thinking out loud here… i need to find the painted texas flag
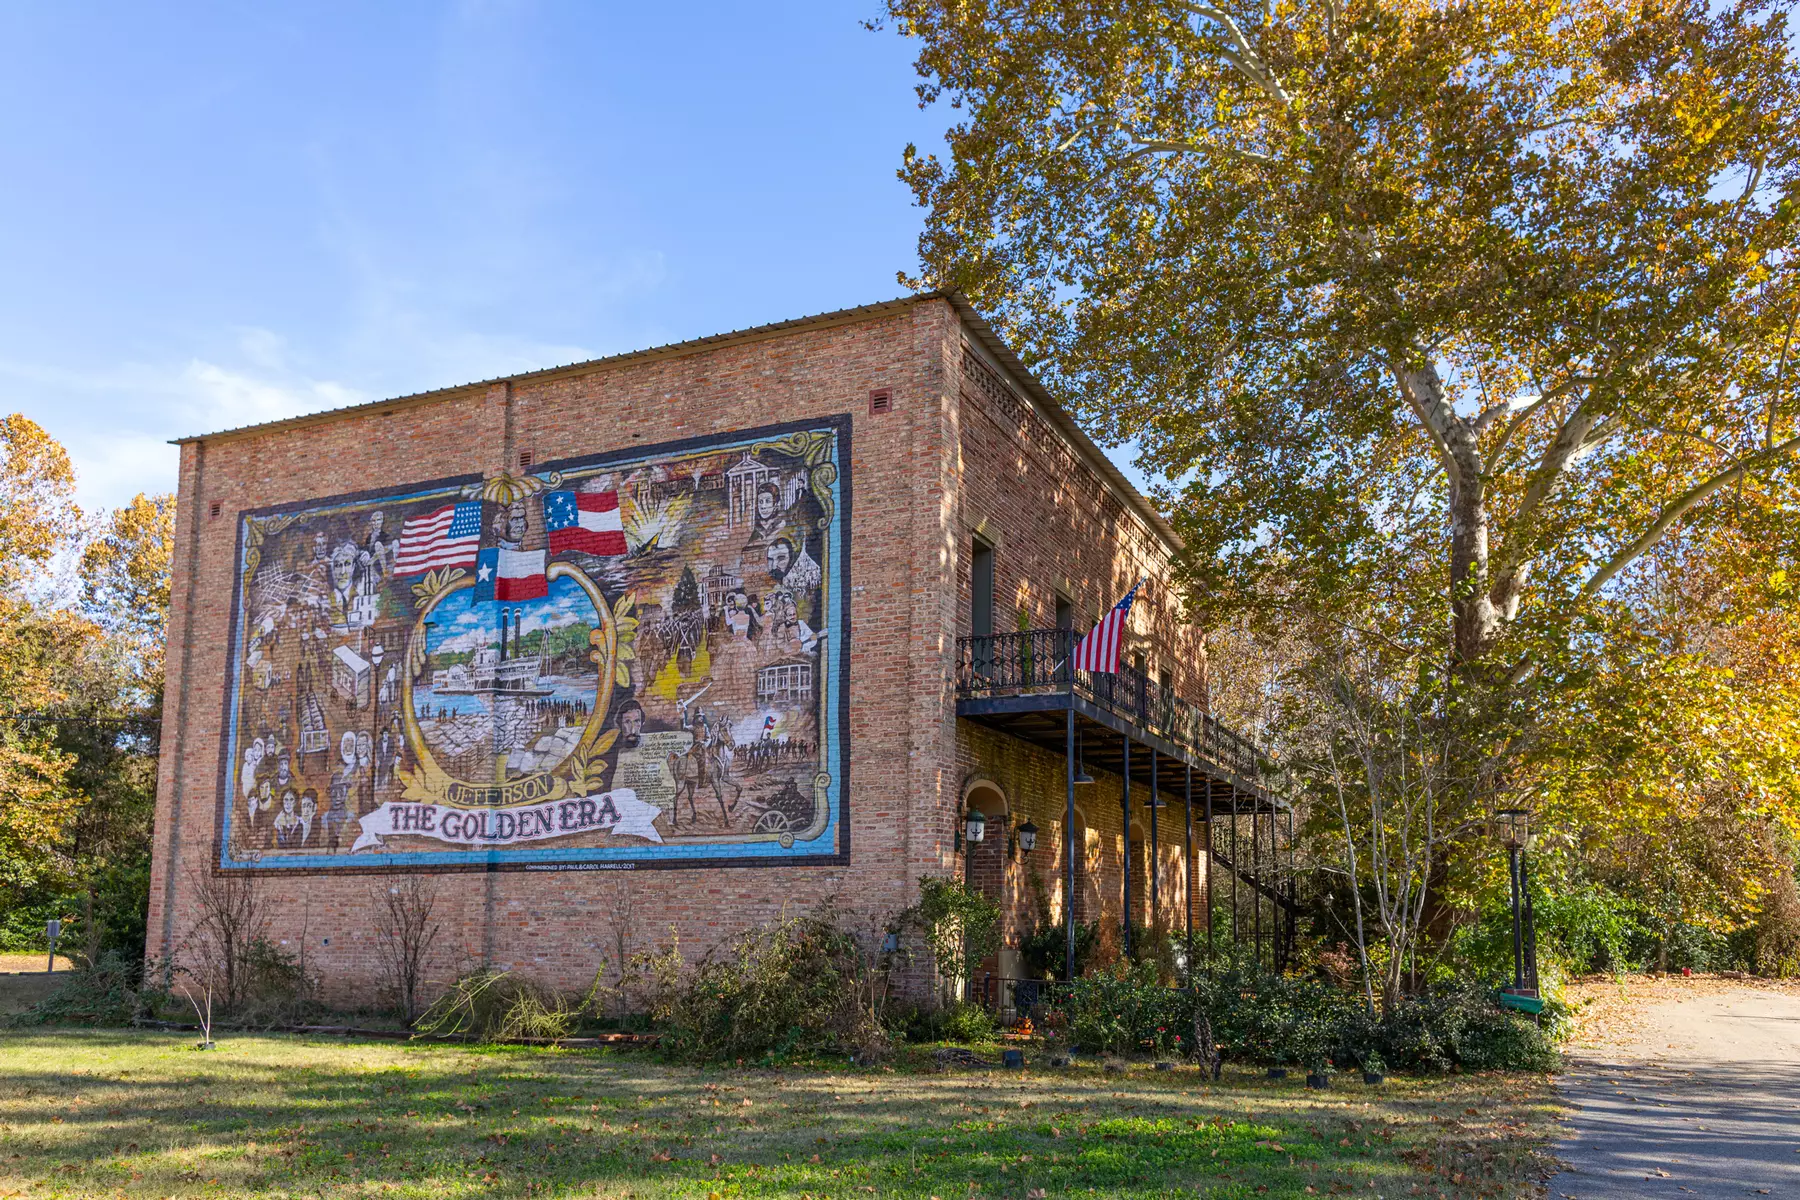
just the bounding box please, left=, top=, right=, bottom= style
left=544, top=489, right=627, bottom=557
left=473, top=547, right=547, bottom=603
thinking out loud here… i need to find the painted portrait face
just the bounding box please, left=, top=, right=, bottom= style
left=330, top=544, right=359, bottom=590
left=618, top=703, right=644, bottom=747
left=300, top=794, right=316, bottom=819
left=356, top=732, right=372, bottom=766
left=340, top=731, right=358, bottom=766
left=756, top=488, right=777, bottom=521
left=312, top=531, right=328, bottom=561
left=766, top=540, right=792, bottom=579
left=281, top=791, right=297, bottom=815
left=505, top=501, right=528, bottom=544
left=368, top=511, right=384, bottom=536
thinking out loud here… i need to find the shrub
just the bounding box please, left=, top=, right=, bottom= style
left=940, top=1001, right=997, bottom=1043
left=914, top=877, right=999, bottom=992
left=413, top=970, right=577, bottom=1042
left=1051, top=961, right=1556, bottom=1073
left=8, top=951, right=150, bottom=1028
left=649, top=909, right=888, bottom=1063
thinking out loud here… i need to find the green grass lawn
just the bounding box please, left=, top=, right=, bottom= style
left=0, top=1030, right=1558, bottom=1199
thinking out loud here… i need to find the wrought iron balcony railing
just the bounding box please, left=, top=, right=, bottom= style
left=954, top=629, right=1277, bottom=791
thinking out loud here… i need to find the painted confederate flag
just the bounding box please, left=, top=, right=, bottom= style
left=544, top=489, right=627, bottom=556
left=393, top=502, right=482, bottom=575
left=473, top=547, right=548, bottom=603
left=1072, top=578, right=1144, bottom=674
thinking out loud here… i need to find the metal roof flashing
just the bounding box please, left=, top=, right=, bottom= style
left=170, top=290, right=1181, bottom=555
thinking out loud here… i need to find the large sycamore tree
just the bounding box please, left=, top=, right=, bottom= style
left=888, top=0, right=1799, bottom=672
left=886, top=0, right=1800, bottom=967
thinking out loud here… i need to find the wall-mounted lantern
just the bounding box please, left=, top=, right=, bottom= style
left=965, top=808, right=987, bottom=847
left=1016, top=820, right=1039, bottom=854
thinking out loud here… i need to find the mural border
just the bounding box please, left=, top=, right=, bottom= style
left=205, top=413, right=853, bottom=876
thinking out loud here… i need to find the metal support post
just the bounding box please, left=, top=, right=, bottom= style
left=1149, top=750, right=1159, bottom=931
left=1183, top=762, right=1193, bottom=977
left=1064, top=706, right=1076, bottom=982
left=1252, top=805, right=1262, bottom=968
left=1203, top=781, right=1214, bottom=962
left=1121, top=737, right=1133, bottom=957
left=1509, top=843, right=1524, bottom=991
left=1230, top=804, right=1239, bottom=950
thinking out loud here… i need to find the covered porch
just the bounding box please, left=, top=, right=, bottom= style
left=954, top=630, right=1297, bottom=994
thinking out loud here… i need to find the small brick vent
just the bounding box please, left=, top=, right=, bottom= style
left=209, top=501, right=222, bottom=519
left=518, top=450, right=534, bottom=470
left=868, top=390, right=893, bottom=415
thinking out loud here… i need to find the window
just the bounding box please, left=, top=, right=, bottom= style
left=1159, top=669, right=1173, bottom=694
left=1055, top=593, right=1074, bottom=631
left=970, top=537, right=995, bottom=637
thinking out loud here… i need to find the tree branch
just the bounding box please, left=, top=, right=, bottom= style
left=1167, top=0, right=1294, bottom=107
left=1582, top=432, right=1800, bottom=595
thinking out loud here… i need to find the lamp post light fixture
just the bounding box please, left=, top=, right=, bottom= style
left=1494, top=808, right=1535, bottom=994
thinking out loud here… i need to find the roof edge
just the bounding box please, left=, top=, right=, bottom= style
left=172, top=289, right=1179, bottom=555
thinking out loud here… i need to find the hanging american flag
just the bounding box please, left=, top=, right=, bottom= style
left=1072, top=579, right=1143, bottom=674
left=393, top=502, right=482, bottom=576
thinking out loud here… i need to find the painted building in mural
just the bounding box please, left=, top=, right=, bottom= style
left=149, top=293, right=1289, bottom=1003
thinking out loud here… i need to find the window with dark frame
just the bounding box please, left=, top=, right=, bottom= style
left=1055, top=593, right=1074, bottom=631
left=970, top=537, right=995, bottom=638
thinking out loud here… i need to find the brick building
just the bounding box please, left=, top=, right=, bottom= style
left=147, top=292, right=1289, bottom=1006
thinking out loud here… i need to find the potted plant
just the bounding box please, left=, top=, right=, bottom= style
left=1361, top=1050, right=1386, bottom=1086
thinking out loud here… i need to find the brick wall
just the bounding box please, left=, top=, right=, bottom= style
left=146, top=293, right=1226, bottom=1006
left=147, top=300, right=978, bottom=1005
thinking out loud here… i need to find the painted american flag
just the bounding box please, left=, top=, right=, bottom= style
left=393, top=502, right=482, bottom=576
left=1072, top=579, right=1143, bottom=674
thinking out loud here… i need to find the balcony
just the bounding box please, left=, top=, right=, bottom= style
left=954, top=629, right=1286, bottom=815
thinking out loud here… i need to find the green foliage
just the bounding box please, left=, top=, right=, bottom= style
left=1055, top=961, right=1556, bottom=1074
left=914, top=875, right=1000, bottom=987
left=1018, top=918, right=1098, bottom=980
left=412, top=970, right=577, bottom=1043
left=938, top=1001, right=997, bottom=1044
left=646, top=910, right=888, bottom=1064
left=8, top=951, right=150, bottom=1028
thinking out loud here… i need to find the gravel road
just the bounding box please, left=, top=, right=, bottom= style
left=1549, top=983, right=1800, bottom=1199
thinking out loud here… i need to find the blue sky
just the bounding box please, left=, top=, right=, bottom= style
left=0, top=2, right=987, bottom=515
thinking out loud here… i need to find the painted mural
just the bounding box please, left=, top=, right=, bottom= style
left=216, top=419, right=849, bottom=871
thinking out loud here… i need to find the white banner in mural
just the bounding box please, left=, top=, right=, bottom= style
left=351, top=789, right=664, bottom=851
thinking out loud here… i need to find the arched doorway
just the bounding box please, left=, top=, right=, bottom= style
left=961, top=777, right=1013, bottom=991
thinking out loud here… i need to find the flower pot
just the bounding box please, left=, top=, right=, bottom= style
left=1266, top=1067, right=1288, bottom=1080
left=1362, top=1071, right=1384, bottom=1085
left=1154, top=1061, right=1174, bottom=1071
left=1306, top=1072, right=1329, bottom=1089
left=1001, top=1049, right=1024, bottom=1069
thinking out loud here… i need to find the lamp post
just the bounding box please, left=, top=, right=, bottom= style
left=1495, top=808, right=1535, bottom=993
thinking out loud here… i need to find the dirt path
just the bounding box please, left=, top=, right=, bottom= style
left=1550, top=978, right=1800, bottom=1199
